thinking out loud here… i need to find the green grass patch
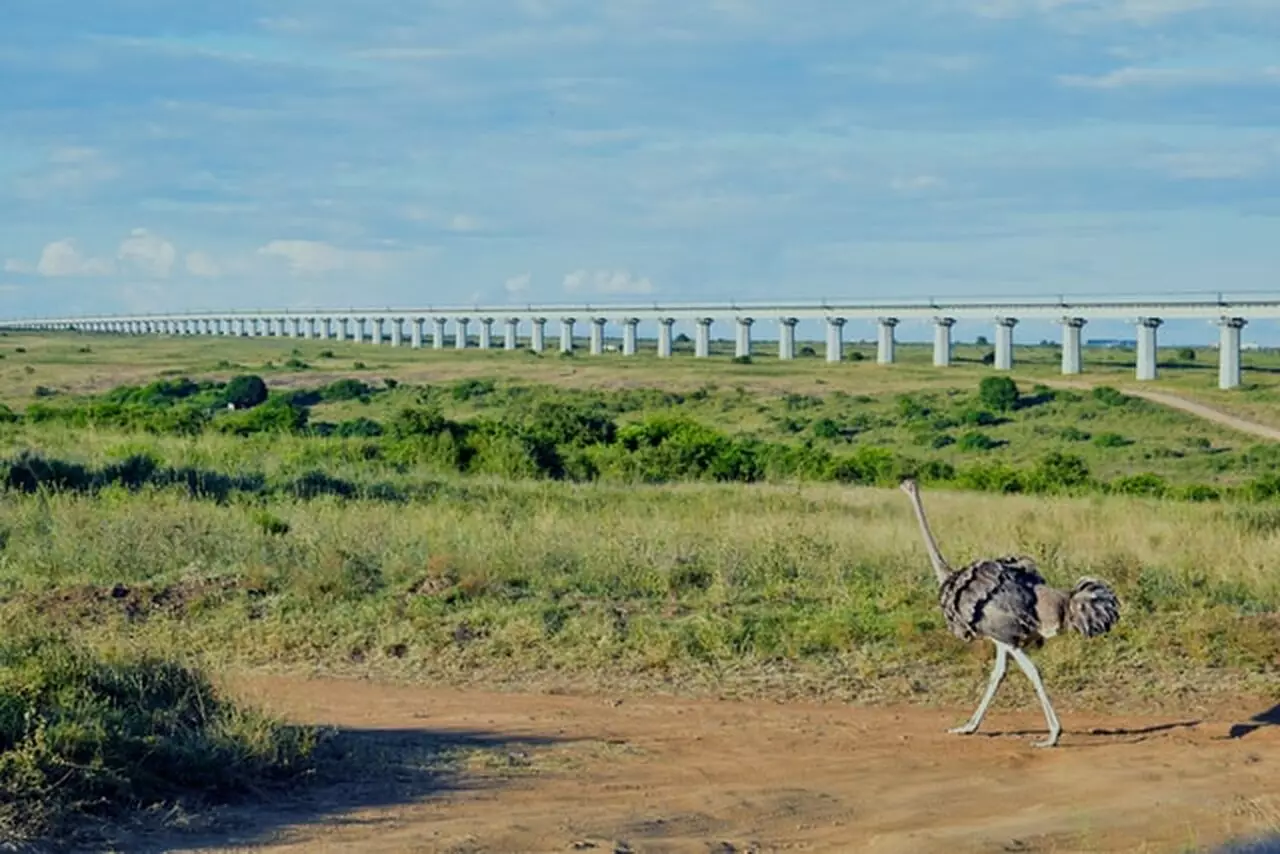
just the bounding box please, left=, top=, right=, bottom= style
left=0, top=631, right=319, bottom=845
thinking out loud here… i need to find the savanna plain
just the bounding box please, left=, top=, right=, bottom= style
left=3, top=332, right=1280, bottom=854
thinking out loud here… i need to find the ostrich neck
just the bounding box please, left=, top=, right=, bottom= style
left=908, top=490, right=951, bottom=584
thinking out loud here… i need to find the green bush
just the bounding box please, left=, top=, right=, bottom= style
left=0, top=632, right=318, bottom=842
left=451, top=378, right=496, bottom=402
left=216, top=399, right=309, bottom=437
left=977, top=376, right=1019, bottom=412
left=1177, top=348, right=1196, bottom=362
left=1093, top=432, right=1132, bottom=448
left=224, top=375, right=268, bottom=410
left=334, top=417, right=384, bottom=438
left=957, top=431, right=999, bottom=452
left=321, top=378, right=372, bottom=402
left=1091, top=386, right=1130, bottom=407
left=1029, top=452, right=1091, bottom=492
left=960, top=408, right=1000, bottom=427
left=1111, top=473, right=1168, bottom=497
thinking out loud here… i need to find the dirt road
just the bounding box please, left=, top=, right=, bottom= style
left=150, top=675, right=1280, bottom=854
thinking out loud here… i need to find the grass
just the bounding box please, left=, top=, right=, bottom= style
left=0, top=480, right=1278, bottom=710
left=0, top=631, right=320, bottom=846
left=2, top=331, right=1280, bottom=844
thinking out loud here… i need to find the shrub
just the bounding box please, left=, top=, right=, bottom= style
left=960, top=408, right=1000, bottom=427
left=1029, top=452, right=1091, bottom=492
left=224, top=375, right=268, bottom=409
left=1091, top=386, right=1130, bottom=407
left=1093, top=432, right=1132, bottom=448
left=731, top=355, right=752, bottom=365
left=810, top=418, right=847, bottom=441
left=957, top=431, right=999, bottom=452
left=1177, top=347, right=1196, bottom=362
left=334, top=417, right=384, bottom=438
left=955, top=462, right=1023, bottom=493
left=0, top=404, right=17, bottom=424
left=0, top=632, right=319, bottom=841
left=321, top=378, right=372, bottom=402
left=451, top=378, right=496, bottom=402
left=977, top=376, right=1019, bottom=412
left=216, top=399, right=309, bottom=436
left=1058, top=426, right=1091, bottom=442
left=1111, top=473, right=1168, bottom=498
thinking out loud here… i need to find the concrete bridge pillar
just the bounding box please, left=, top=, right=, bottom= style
left=590, top=317, right=607, bottom=355
left=622, top=318, right=639, bottom=356
left=1060, top=317, right=1086, bottom=375
left=504, top=317, right=519, bottom=350
left=1136, top=317, right=1162, bottom=381
left=1218, top=317, right=1246, bottom=390
left=560, top=317, right=575, bottom=353
left=825, top=317, right=845, bottom=363
left=372, top=317, right=385, bottom=346
left=695, top=318, right=713, bottom=358
left=877, top=317, right=899, bottom=364
left=530, top=317, right=547, bottom=352
left=455, top=317, right=470, bottom=349
left=657, top=318, right=676, bottom=358
left=411, top=317, right=425, bottom=349
left=995, top=317, right=1017, bottom=371
left=933, top=317, right=955, bottom=367
left=479, top=317, right=494, bottom=349
left=735, top=317, right=753, bottom=359
left=432, top=317, right=447, bottom=349
left=389, top=317, right=402, bottom=347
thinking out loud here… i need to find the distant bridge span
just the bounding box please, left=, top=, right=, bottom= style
left=2, top=294, right=1273, bottom=390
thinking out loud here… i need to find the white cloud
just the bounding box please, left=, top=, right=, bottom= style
left=17, top=146, right=120, bottom=198
left=1060, top=66, right=1280, bottom=89
left=117, top=228, right=177, bottom=278
left=185, top=250, right=222, bottom=277
left=504, top=272, right=531, bottom=293
left=563, top=269, right=655, bottom=295
left=257, top=239, right=392, bottom=276
left=34, top=239, right=114, bottom=277
left=3, top=259, right=33, bottom=274
left=890, top=174, right=945, bottom=193
left=448, top=214, right=483, bottom=232
left=969, top=0, right=1217, bottom=24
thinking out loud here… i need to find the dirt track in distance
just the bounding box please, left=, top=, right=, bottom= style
left=151, top=675, right=1280, bottom=854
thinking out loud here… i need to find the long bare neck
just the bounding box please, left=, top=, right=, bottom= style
left=908, top=489, right=951, bottom=585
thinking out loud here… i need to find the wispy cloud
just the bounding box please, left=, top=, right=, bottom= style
left=563, top=269, right=654, bottom=295
left=34, top=240, right=114, bottom=278
left=1060, top=65, right=1280, bottom=88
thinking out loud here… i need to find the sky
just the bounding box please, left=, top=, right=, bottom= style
left=3, top=0, right=1280, bottom=345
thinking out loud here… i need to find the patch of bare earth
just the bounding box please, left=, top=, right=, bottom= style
left=134, top=674, right=1280, bottom=854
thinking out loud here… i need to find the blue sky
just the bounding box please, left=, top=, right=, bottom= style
left=3, top=0, right=1280, bottom=344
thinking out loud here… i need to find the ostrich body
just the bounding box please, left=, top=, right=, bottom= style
left=899, top=478, right=1120, bottom=747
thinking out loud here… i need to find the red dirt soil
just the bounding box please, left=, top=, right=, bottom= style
left=153, top=674, right=1280, bottom=854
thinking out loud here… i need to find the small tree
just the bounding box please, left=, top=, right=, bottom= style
left=1178, top=347, right=1196, bottom=362
left=224, top=375, right=268, bottom=409
left=978, top=376, right=1019, bottom=412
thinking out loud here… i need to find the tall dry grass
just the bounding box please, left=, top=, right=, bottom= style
left=2, top=479, right=1276, bottom=711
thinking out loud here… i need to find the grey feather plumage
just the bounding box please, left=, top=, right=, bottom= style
left=1066, top=576, right=1121, bottom=637
left=939, top=556, right=1046, bottom=647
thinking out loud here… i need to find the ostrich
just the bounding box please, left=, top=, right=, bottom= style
left=898, top=477, right=1120, bottom=747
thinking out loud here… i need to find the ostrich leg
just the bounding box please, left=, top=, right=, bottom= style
left=950, top=641, right=1009, bottom=735
left=1010, top=647, right=1062, bottom=747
